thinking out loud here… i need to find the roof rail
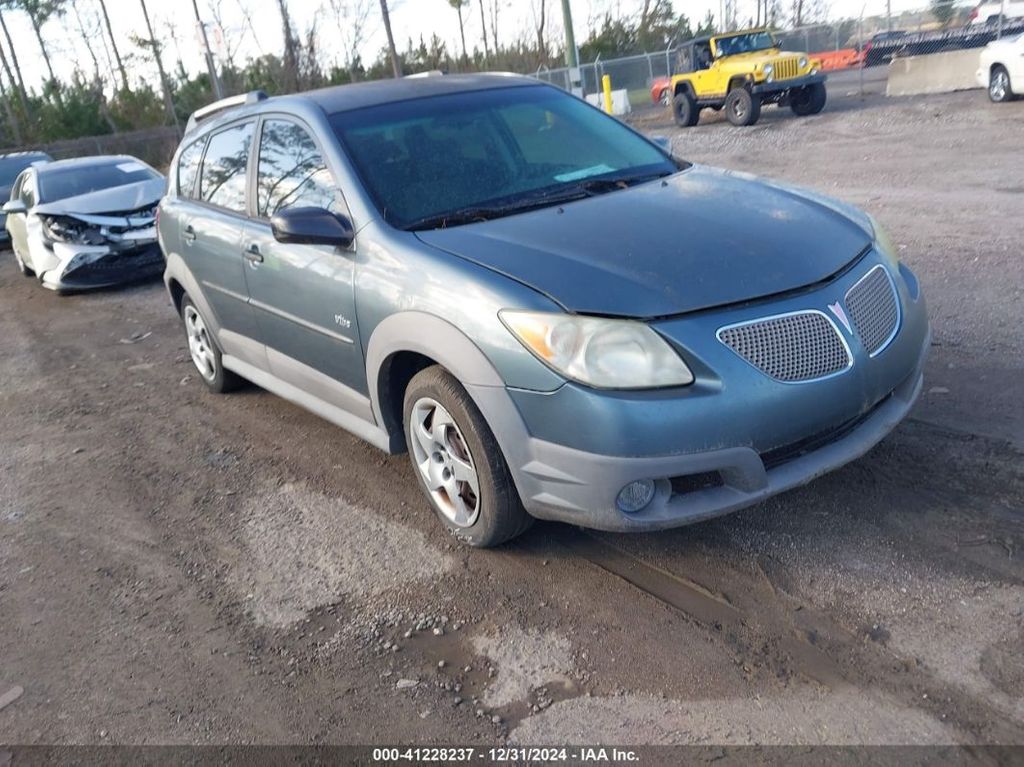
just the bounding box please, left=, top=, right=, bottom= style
left=185, top=90, right=268, bottom=134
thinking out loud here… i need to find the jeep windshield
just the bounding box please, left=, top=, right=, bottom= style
left=716, top=31, right=777, bottom=56
left=330, top=84, right=680, bottom=231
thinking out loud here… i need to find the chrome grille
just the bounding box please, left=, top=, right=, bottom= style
left=718, top=311, right=851, bottom=383
left=774, top=58, right=799, bottom=80
left=845, top=265, right=900, bottom=356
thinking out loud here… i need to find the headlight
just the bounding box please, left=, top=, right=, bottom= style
left=763, top=63, right=774, bottom=81
left=869, top=215, right=899, bottom=266
left=799, top=56, right=809, bottom=69
left=500, top=310, right=694, bottom=389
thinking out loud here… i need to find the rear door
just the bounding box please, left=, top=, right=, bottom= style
left=183, top=120, right=262, bottom=357
left=241, top=116, right=368, bottom=410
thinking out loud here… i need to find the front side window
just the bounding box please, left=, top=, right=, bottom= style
left=331, top=85, right=677, bottom=230
left=200, top=122, right=254, bottom=213
left=177, top=138, right=206, bottom=199
left=256, top=119, right=341, bottom=218
left=21, top=173, right=35, bottom=207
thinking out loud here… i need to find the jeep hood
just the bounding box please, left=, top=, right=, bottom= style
left=34, top=177, right=165, bottom=217
left=416, top=165, right=873, bottom=318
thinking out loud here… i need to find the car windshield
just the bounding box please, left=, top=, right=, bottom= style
left=0, top=155, right=45, bottom=187
left=330, top=84, right=679, bottom=230
left=37, top=159, right=160, bottom=203
left=716, top=31, right=776, bottom=56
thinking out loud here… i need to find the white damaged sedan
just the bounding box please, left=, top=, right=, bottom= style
left=4, top=155, right=165, bottom=292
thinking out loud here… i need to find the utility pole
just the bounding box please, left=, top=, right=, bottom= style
left=560, top=0, right=583, bottom=96
left=191, top=0, right=224, bottom=100
left=886, top=0, right=892, bottom=32
left=379, top=0, right=402, bottom=78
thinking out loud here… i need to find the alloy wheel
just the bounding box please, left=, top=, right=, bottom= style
left=990, top=70, right=1009, bottom=101
left=408, top=397, right=481, bottom=528
left=184, top=305, right=217, bottom=383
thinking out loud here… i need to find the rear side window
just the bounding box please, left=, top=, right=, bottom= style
left=177, top=138, right=205, bottom=198
left=256, top=119, right=341, bottom=218
left=200, top=122, right=254, bottom=213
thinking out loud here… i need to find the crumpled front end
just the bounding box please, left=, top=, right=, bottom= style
left=32, top=203, right=164, bottom=291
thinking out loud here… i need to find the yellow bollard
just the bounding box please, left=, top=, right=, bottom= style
left=602, top=74, right=613, bottom=114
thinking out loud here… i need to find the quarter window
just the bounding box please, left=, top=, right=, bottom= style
left=256, top=119, right=341, bottom=218
left=177, top=138, right=205, bottom=199
left=200, top=122, right=254, bottom=213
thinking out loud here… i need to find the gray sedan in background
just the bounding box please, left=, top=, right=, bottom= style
left=159, top=75, right=930, bottom=547
left=4, top=155, right=165, bottom=291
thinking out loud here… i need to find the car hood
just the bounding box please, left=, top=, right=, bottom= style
left=33, top=177, right=165, bottom=217
left=416, top=165, right=874, bottom=318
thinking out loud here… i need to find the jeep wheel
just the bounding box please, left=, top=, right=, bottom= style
left=989, top=66, right=1014, bottom=103
left=672, top=91, right=699, bottom=127
left=791, top=83, right=827, bottom=116
left=404, top=366, right=532, bottom=548
left=725, top=87, right=760, bottom=126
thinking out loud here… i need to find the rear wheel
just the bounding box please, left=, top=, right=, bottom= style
left=658, top=88, right=670, bottom=107
left=790, top=82, right=827, bottom=116
left=725, top=87, right=760, bottom=126
left=672, top=90, right=700, bottom=127
left=404, top=366, right=532, bottom=547
left=989, top=66, right=1014, bottom=103
left=180, top=295, right=243, bottom=393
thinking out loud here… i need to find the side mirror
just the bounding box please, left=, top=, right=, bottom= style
left=3, top=199, right=26, bottom=215
left=651, top=135, right=673, bottom=154
left=270, top=207, right=354, bottom=248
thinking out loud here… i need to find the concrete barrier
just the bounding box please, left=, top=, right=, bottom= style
left=886, top=48, right=983, bottom=96
left=584, top=89, right=632, bottom=115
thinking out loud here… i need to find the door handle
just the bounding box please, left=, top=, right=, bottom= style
left=244, top=243, right=264, bottom=263
left=182, top=225, right=196, bottom=244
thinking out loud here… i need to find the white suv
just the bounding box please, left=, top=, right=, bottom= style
left=977, top=33, right=1024, bottom=102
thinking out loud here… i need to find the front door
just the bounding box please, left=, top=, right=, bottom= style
left=242, top=117, right=368, bottom=414
left=6, top=170, right=33, bottom=265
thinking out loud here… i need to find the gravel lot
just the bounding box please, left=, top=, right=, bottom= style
left=1, top=85, right=1022, bottom=748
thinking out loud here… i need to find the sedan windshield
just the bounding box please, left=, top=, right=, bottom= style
left=37, top=160, right=160, bottom=203
left=330, top=84, right=679, bottom=230
left=716, top=31, right=776, bottom=56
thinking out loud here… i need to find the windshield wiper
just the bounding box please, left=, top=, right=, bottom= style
left=575, top=170, right=671, bottom=195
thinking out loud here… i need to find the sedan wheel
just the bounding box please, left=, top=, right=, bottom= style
left=409, top=397, right=481, bottom=528
left=989, top=67, right=1013, bottom=103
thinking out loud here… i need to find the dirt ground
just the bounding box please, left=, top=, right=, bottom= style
left=1, top=85, right=1022, bottom=749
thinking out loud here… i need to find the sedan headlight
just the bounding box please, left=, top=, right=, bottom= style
left=500, top=310, right=694, bottom=389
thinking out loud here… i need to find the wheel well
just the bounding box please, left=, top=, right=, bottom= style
left=168, top=278, right=185, bottom=316
left=377, top=351, right=438, bottom=452
left=990, top=62, right=1007, bottom=74
left=727, top=75, right=752, bottom=93
left=673, top=81, right=693, bottom=97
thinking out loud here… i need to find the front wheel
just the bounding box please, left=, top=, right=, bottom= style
left=404, top=366, right=532, bottom=547
left=989, top=66, right=1014, bottom=103
left=725, top=87, right=760, bottom=126
left=790, top=82, right=827, bottom=116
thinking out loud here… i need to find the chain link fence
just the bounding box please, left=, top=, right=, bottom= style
left=533, top=4, right=1023, bottom=110
left=10, top=126, right=182, bottom=172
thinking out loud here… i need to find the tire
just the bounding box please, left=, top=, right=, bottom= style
left=403, top=365, right=532, bottom=548
left=672, top=90, right=700, bottom=127
left=989, top=65, right=1014, bottom=103
left=790, top=82, right=827, bottom=116
left=725, top=86, right=760, bottom=126
left=12, top=245, right=33, bottom=277
left=180, top=295, right=243, bottom=393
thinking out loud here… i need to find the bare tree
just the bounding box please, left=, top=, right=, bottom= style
left=0, top=52, right=20, bottom=141
left=448, top=0, right=468, bottom=64
left=139, top=0, right=177, bottom=128
left=16, top=0, right=64, bottom=102
left=69, top=0, right=100, bottom=81
left=477, top=0, right=489, bottom=60
left=379, top=0, right=401, bottom=78
left=97, top=0, right=129, bottom=91
left=531, top=0, right=546, bottom=65
left=328, top=0, right=372, bottom=80
left=0, top=17, right=27, bottom=119
left=277, top=0, right=300, bottom=91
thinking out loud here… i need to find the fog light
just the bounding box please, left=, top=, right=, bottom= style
left=616, top=479, right=656, bottom=513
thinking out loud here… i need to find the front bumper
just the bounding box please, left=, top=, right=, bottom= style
left=39, top=240, right=164, bottom=291
left=472, top=253, right=929, bottom=533
left=752, top=72, right=826, bottom=95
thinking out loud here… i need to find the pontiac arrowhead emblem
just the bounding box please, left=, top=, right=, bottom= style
left=828, top=301, right=852, bottom=334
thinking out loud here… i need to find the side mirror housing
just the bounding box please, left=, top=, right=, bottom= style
left=3, top=199, right=26, bottom=215
left=270, top=207, right=354, bottom=248
left=651, top=135, right=673, bottom=155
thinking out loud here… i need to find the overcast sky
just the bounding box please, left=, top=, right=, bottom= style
left=2, top=0, right=941, bottom=93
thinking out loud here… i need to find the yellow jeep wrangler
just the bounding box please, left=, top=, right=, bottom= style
left=669, top=28, right=826, bottom=127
